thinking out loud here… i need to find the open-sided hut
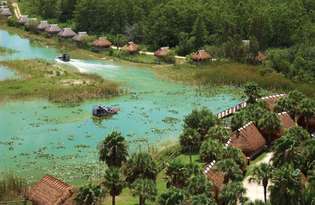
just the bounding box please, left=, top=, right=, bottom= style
left=72, top=31, right=88, bottom=42
left=37, top=20, right=49, bottom=31
left=92, top=37, right=112, bottom=49
left=18, top=15, right=28, bottom=25
left=45, top=24, right=61, bottom=35
left=26, top=175, right=74, bottom=205
left=122, top=41, right=139, bottom=54
left=192, top=50, right=211, bottom=62
left=229, top=122, right=266, bottom=160
left=0, top=8, right=11, bottom=16
left=154, top=47, right=169, bottom=58
left=58, top=28, right=76, bottom=38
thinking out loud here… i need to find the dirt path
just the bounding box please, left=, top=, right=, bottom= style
left=243, top=152, right=273, bottom=202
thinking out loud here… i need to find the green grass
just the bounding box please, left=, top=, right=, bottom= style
left=0, top=47, right=16, bottom=55
left=0, top=60, right=120, bottom=104
left=154, top=62, right=315, bottom=98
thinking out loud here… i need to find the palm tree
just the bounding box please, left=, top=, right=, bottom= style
left=75, top=184, right=105, bottom=205
left=187, top=174, right=213, bottom=196
left=215, top=159, right=243, bottom=183
left=206, top=126, right=230, bottom=143
left=304, top=169, right=315, bottom=205
left=244, top=82, right=261, bottom=104
left=125, top=152, right=158, bottom=184
left=131, top=178, right=157, bottom=205
left=257, top=112, right=281, bottom=146
left=223, top=146, right=247, bottom=171
left=269, top=165, right=303, bottom=205
left=103, top=167, right=125, bottom=205
left=165, top=160, right=190, bottom=188
left=249, top=163, right=272, bottom=203
left=99, top=131, right=128, bottom=167
left=179, top=128, right=202, bottom=164
left=199, top=139, right=224, bottom=163
left=219, top=182, right=247, bottom=205
left=158, top=188, right=185, bottom=205
left=191, top=194, right=216, bottom=205
left=231, top=111, right=245, bottom=131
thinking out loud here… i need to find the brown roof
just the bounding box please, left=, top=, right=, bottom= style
left=273, top=112, right=296, bottom=140
left=122, top=41, right=139, bottom=54
left=229, top=122, right=266, bottom=159
left=92, top=37, right=112, bottom=48
left=206, top=170, right=224, bottom=199
left=45, top=24, right=61, bottom=34
left=18, top=15, right=28, bottom=24
left=37, top=21, right=50, bottom=31
left=154, top=47, right=169, bottom=57
left=27, top=175, right=74, bottom=205
left=72, top=32, right=88, bottom=42
left=58, top=28, right=76, bottom=38
left=255, top=51, right=267, bottom=62
left=1, top=8, right=11, bottom=16
left=192, top=50, right=211, bottom=61
left=261, top=94, right=287, bottom=111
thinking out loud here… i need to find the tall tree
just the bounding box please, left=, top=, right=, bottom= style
left=219, top=182, right=247, bottom=205
left=165, top=160, right=190, bottom=188
left=131, top=178, right=157, bottom=205
left=75, top=184, right=105, bottom=205
left=99, top=131, right=128, bottom=167
left=257, top=112, right=281, bottom=146
left=199, top=139, right=224, bottom=163
left=191, top=16, right=208, bottom=50
left=244, top=82, right=261, bottom=104
left=158, top=188, right=185, bottom=205
left=249, top=163, right=273, bottom=203
left=215, top=159, right=243, bottom=183
left=191, top=194, right=216, bottom=205
left=103, top=168, right=125, bottom=205
left=187, top=174, right=213, bottom=196
left=206, top=126, right=230, bottom=143
left=179, top=128, right=202, bottom=164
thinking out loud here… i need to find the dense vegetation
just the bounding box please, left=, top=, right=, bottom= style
left=21, top=0, right=315, bottom=82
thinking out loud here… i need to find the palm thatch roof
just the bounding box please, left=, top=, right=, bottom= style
left=122, top=41, right=139, bottom=54
left=37, top=20, right=50, bottom=31
left=1, top=8, right=11, bottom=16
left=26, top=175, right=74, bottom=205
left=192, top=50, right=211, bottom=61
left=206, top=170, right=224, bottom=199
left=72, top=31, right=88, bottom=42
left=261, top=94, right=287, bottom=111
left=45, top=24, right=61, bottom=34
left=271, top=112, right=296, bottom=140
left=18, top=15, right=28, bottom=24
left=229, top=122, right=266, bottom=159
left=154, top=47, right=169, bottom=57
left=92, top=37, right=112, bottom=48
left=58, top=28, right=76, bottom=38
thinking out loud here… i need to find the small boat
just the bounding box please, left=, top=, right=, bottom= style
left=92, top=105, right=120, bottom=117
left=57, top=53, right=71, bottom=62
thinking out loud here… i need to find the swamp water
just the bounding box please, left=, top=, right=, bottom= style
left=0, top=29, right=240, bottom=183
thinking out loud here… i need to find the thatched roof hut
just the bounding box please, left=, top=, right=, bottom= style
left=37, top=20, right=49, bottom=31
left=229, top=122, right=266, bottom=159
left=273, top=112, right=296, bottom=140
left=72, top=31, right=88, bottom=42
left=25, top=18, right=39, bottom=28
left=0, top=8, right=11, bottom=16
left=92, top=37, right=112, bottom=48
left=192, top=50, right=211, bottom=62
left=45, top=24, right=61, bottom=34
left=122, top=41, right=139, bottom=54
left=18, top=15, right=28, bottom=24
left=26, top=175, right=74, bottom=205
left=58, top=28, right=76, bottom=38
left=154, top=47, right=169, bottom=57
left=261, top=94, right=287, bottom=111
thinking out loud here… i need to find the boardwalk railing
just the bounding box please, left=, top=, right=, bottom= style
left=217, top=101, right=247, bottom=119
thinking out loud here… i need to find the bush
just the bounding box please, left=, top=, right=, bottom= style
left=7, top=17, right=19, bottom=27
left=159, top=50, right=176, bottom=64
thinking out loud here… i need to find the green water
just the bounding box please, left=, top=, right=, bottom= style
left=0, top=29, right=240, bottom=183
left=0, top=65, right=16, bottom=80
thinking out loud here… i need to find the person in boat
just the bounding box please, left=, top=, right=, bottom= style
left=58, top=53, right=70, bottom=62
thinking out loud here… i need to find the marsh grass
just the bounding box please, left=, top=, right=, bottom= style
left=0, top=60, right=120, bottom=104
left=0, top=47, right=16, bottom=55
left=154, top=62, right=315, bottom=97
left=0, top=173, right=26, bottom=201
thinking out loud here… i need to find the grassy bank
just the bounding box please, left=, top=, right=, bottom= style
left=0, top=47, right=16, bottom=55
left=154, top=62, right=315, bottom=98
left=0, top=60, right=119, bottom=104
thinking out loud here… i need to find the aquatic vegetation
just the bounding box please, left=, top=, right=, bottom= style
left=0, top=60, right=120, bottom=104
left=0, top=47, right=16, bottom=55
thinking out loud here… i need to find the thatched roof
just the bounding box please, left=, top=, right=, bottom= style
left=1, top=8, right=11, bottom=16
left=58, top=28, right=76, bottom=38
left=272, top=112, right=296, bottom=140
left=261, top=94, right=287, bottom=111
left=192, top=50, right=211, bottom=61
left=92, top=37, right=112, bottom=48
left=37, top=20, right=50, bottom=31
left=229, top=122, right=266, bottom=159
left=206, top=170, right=224, bottom=199
left=26, top=175, right=74, bottom=205
left=25, top=18, right=39, bottom=27
left=18, top=15, right=28, bottom=24
left=45, top=24, right=61, bottom=34
left=72, top=31, right=88, bottom=42
left=122, top=41, right=139, bottom=54
left=154, top=47, right=169, bottom=57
